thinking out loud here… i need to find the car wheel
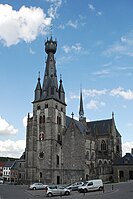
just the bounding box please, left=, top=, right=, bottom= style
left=33, top=187, right=36, bottom=190
left=47, top=192, right=53, bottom=197
left=99, top=187, right=103, bottom=191
left=84, top=189, right=87, bottom=193
left=65, top=191, right=70, bottom=195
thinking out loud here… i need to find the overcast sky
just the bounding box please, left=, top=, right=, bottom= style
left=0, top=0, right=133, bottom=158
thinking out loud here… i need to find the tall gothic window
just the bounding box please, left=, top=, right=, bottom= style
left=85, top=151, right=89, bottom=160
left=101, top=140, right=106, bottom=151
left=40, top=172, right=42, bottom=178
left=40, top=115, right=45, bottom=123
left=51, top=87, right=54, bottom=95
left=57, top=116, right=61, bottom=125
left=56, top=155, right=59, bottom=165
left=39, top=116, right=42, bottom=123
left=45, top=104, right=48, bottom=108
left=43, top=115, right=45, bottom=123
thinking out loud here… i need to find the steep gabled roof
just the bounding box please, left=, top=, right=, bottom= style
left=113, top=153, right=133, bottom=165
left=11, top=161, right=18, bottom=170
left=66, top=116, right=86, bottom=134
left=4, top=161, right=14, bottom=168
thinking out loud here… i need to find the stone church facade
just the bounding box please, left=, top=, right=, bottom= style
left=25, top=36, right=122, bottom=185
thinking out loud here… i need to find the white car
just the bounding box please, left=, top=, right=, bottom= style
left=46, top=185, right=71, bottom=197
left=29, top=183, right=47, bottom=190
left=0, top=179, right=4, bottom=184
left=78, top=179, right=104, bottom=193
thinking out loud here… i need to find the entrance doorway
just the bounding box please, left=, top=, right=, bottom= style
left=129, top=171, right=133, bottom=179
left=57, top=176, right=60, bottom=184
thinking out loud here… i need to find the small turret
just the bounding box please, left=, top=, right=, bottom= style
left=34, top=72, right=42, bottom=101
left=59, top=75, right=65, bottom=103
left=41, top=36, right=59, bottom=100
left=45, top=36, right=57, bottom=54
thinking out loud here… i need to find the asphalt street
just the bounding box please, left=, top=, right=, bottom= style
left=0, top=181, right=133, bottom=199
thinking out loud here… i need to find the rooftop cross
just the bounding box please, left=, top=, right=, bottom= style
left=71, top=112, right=74, bottom=119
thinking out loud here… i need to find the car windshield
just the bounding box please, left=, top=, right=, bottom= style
left=83, top=181, right=88, bottom=186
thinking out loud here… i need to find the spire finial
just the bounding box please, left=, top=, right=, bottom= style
left=50, top=23, right=53, bottom=39
left=38, top=71, right=40, bottom=80
left=80, top=83, right=82, bottom=92
left=112, top=112, right=114, bottom=119
left=60, top=74, right=62, bottom=83
left=71, top=112, right=74, bottom=119
left=38, top=71, right=40, bottom=78
left=79, top=86, right=84, bottom=118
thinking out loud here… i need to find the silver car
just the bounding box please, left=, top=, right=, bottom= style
left=29, top=183, right=47, bottom=190
left=66, top=181, right=84, bottom=191
left=46, top=185, right=70, bottom=197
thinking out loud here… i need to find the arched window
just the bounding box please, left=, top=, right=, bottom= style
left=39, top=132, right=44, bottom=141
left=39, top=116, right=42, bottom=123
left=56, top=155, right=59, bottom=165
left=85, top=151, right=89, bottom=160
left=40, top=172, right=42, bottom=178
left=37, top=105, right=40, bottom=110
left=43, top=115, right=45, bottom=123
left=57, top=116, right=61, bottom=125
left=98, top=160, right=103, bottom=174
left=101, top=140, right=106, bottom=151
left=86, top=174, right=89, bottom=181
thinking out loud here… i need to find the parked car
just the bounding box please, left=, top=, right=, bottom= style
left=66, top=181, right=84, bottom=191
left=78, top=179, right=103, bottom=193
left=29, top=183, right=47, bottom=190
left=46, top=185, right=71, bottom=197
left=0, top=179, right=4, bottom=184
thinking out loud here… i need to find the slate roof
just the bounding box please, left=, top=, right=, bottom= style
left=4, top=161, right=14, bottom=168
left=87, top=119, right=121, bottom=137
left=113, top=153, right=133, bottom=165
left=66, top=116, right=86, bottom=134
left=66, top=116, right=121, bottom=138
left=20, top=152, right=25, bottom=160
left=86, top=119, right=112, bottom=136
left=11, top=161, right=18, bottom=169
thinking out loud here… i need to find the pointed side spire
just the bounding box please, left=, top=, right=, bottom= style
left=112, top=111, right=114, bottom=119
left=34, top=72, right=42, bottom=101
left=79, top=88, right=84, bottom=119
left=79, top=87, right=86, bottom=124
left=59, top=74, right=65, bottom=103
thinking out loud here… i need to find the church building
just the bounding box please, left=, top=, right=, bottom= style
left=25, top=36, right=122, bottom=185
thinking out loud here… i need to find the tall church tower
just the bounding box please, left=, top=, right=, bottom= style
left=25, top=36, right=66, bottom=184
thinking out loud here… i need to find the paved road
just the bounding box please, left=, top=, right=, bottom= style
left=0, top=181, right=133, bottom=199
